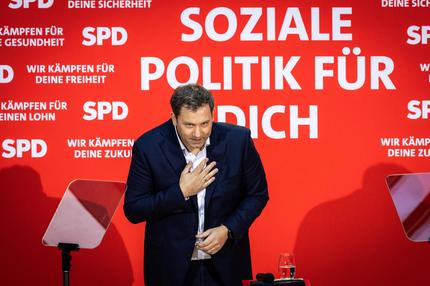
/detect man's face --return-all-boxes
[172,104,213,153]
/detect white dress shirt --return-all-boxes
[175,127,211,260]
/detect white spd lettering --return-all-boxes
[2,139,47,158]
[407,100,430,119]
[8,0,54,9]
[83,101,128,120]
[0,65,14,83]
[407,25,430,45]
[82,27,128,46]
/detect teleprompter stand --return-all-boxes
[42,180,126,285]
[58,243,80,286]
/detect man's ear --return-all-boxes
[171,112,177,126]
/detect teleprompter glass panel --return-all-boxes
[42,180,126,249]
[386,173,430,242]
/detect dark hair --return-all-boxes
[170,84,214,117]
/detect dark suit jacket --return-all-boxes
[124,120,269,286]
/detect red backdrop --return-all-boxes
[1,0,430,285]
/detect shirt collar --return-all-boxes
[174,126,210,153]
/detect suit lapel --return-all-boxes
[159,120,187,175]
[205,123,226,208]
[159,120,198,212]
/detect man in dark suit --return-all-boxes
[124,84,269,286]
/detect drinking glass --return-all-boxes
[278,252,296,279]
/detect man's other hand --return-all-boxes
[195,225,229,255]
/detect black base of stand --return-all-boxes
[58,243,79,286]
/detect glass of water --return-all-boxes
[278,252,296,279]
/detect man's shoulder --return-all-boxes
[214,122,250,137]
[134,120,171,147]
[214,122,250,146]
